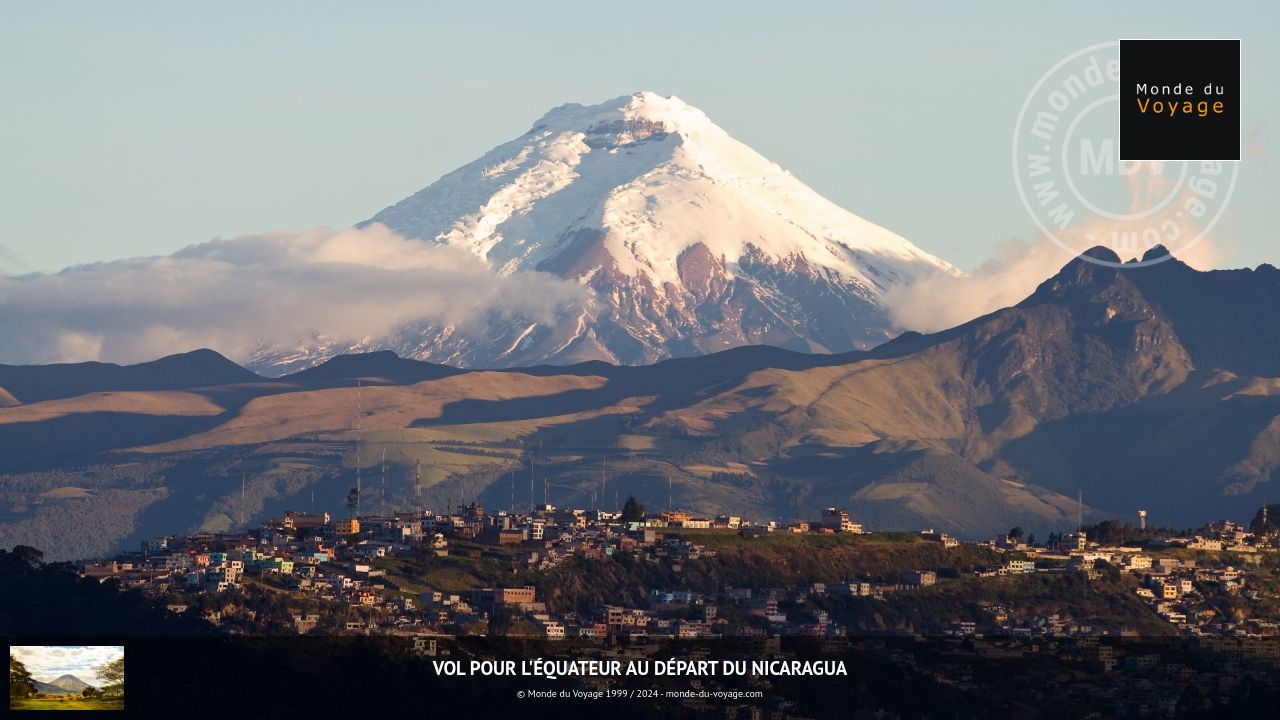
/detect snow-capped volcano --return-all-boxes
[257,92,956,371]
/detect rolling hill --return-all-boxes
[0,349,261,404]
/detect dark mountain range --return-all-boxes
[282,350,466,388]
[0,348,261,405]
[1,246,1278,559]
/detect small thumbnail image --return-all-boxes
[9,645,124,711]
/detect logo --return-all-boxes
[1013,41,1238,268]
[1120,39,1240,161]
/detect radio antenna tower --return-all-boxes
[380,448,387,518]
[240,472,246,528]
[354,380,363,518]
[413,459,422,520]
[1077,489,1083,531]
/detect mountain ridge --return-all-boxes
[3,247,1280,559]
[0,349,261,405]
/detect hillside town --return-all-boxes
[73,497,1280,646]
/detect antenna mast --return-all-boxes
[413,459,422,520]
[354,380,363,518]
[1077,489,1083,531]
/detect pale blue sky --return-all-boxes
[2,1,1277,273]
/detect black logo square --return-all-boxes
[1120,39,1240,161]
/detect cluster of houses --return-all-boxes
[75,503,926,637]
[76,499,1280,640]
[1125,554,1270,635]
[968,520,1280,638]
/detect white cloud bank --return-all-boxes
[885,233,1225,334]
[0,224,588,366]
[885,164,1231,334]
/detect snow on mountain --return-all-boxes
[251,92,956,373]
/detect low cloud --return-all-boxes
[885,163,1232,333]
[883,237,1073,333]
[0,224,587,366]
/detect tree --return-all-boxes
[1250,504,1279,534]
[82,686,101,699]
[8,545,43,569]
[96,656,124,698]
[621,496,646,523]
[9,655,36,699]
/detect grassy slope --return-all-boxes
[373,541,530,595]
[814,571,1171,635]
[139,372,610,452]
[370,531,1168,635]
[10,696,124,710]
[535,533,1003,615]
[0,390,225,425]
